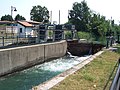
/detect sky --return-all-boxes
[0,0,120,24]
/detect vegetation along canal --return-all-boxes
[0,55,91,90]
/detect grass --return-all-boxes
[50,50,120,90]
[77,31,91,40]
[114,44,120,54]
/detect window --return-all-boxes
[20,28,22,33]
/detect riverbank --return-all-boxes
[50,49,120,90]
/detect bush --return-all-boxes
[77,31,91,40]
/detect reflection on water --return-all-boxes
[0,55,91,90]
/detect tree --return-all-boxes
[30,5,49,23]
[68,0,118,39]
[68,1,91,31]
[88,12,112,38]
[1,14,13,21]
[15,14,26,21]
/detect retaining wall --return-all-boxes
[67,40,104,56]
[0,40,67,76]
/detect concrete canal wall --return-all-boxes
[0,40,67,76]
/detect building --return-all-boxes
[17,21,41,37]
[0,21,17,37]
[17,21,32,37]
[0,20,41,37]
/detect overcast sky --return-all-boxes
[0,0,120,24]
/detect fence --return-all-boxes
[103,58,120,90]
[0,31,117,48]
[0,35,37,48]
[110,58,120,90]
[0,33,69,48]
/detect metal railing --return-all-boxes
[110,58,120,90]
[0,35,37,48]
[103,58,120,90]
[0,33,68,48]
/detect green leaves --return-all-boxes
[68,0,120,38]
[30,5,49,23]
[15,14,26,21]
[1,15,13,21]
[69,1,91,32]
[1,14,26,21]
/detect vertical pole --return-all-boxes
[2,37,4,46]
[68,10,70,22]
[59,10,60,24]
[11,6,13,20]
[11,6,13,43]
[53,31,55,41]
[45,31,47,42]
[50,11,52,24]
[17,36,18,45]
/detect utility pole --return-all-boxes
[50,11,52,24]
[59,10,60,24]
[11,6,17,39]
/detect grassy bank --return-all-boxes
[50,50,120,90]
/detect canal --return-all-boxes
[0,55,91,90]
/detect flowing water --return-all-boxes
[0,55,91,90]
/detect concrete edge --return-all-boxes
[32,50,104,90]
[0,40,66,51]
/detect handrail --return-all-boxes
[110,58,120,90]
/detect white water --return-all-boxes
[0,55,91,90]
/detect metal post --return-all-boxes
[110,59,120,90]
[11,6,13,39]
[11,6,17,42]
[116,77,120,90]
[17,36,18,45]
[50,11,52,24]
[2,37,4,46]
[45,31,47,42]
[53,31,55,41]
[59,10,60,24]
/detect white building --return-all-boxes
[17,21,34,37]
[0,20,40,37]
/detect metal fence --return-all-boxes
[110,58,120,90]
[0,30,79,48]
[0,35,37,48]
[103,58,120,90]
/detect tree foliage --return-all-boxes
[30,5,49,23]
[89,13,109,37]
[68,1,91,31]
[68,0,120,38]
[15,14,26,21]
[1,15,13,21]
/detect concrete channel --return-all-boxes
[32,50,104,90]
[0,40,67,77]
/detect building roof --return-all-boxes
[18,21,33,27]
[0,21,11,24]
[27,21,41,24]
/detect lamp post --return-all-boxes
[11,6,17,38]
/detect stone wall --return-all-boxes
[0,40,67,76]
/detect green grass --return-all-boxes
[50,50,120,90]
[77,31,91,40]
